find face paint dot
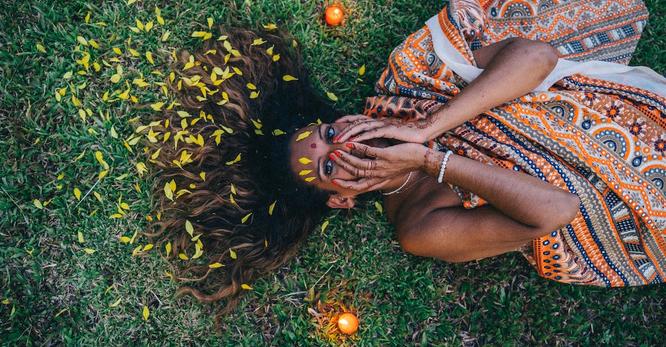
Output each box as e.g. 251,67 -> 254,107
310,143 -> 317,148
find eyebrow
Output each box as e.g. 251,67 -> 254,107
316,125 -> 323,182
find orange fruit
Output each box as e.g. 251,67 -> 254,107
337,312 -> 358,335
324,5 -> 344,26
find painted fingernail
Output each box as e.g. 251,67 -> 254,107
345,142 -> 354,149
331,179 -> 339,186
328,153 -> 336,161
334,150 -> 343,157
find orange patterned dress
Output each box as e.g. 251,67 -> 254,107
364,0 -> 666,286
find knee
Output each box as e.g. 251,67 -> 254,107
396,226 -> 425,256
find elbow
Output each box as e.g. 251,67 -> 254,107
516,39 -> 559,74
397,225 -> 465,263
539,192 -> 580,233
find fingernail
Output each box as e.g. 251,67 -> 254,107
331,179 -> 339,186
328,153 -> 336,161
334,150 -> 343,157
333,135 -> 340,143
345,142 -> 354,149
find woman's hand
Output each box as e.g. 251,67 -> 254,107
332,142 -> 426,191
332,115 -> 432,144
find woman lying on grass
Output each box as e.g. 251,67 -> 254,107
145,0 -> 666,318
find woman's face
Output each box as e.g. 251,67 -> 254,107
288,123 -> 360,197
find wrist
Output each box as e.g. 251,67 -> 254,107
422,148 -> 444,177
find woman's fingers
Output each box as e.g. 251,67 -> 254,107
332,151 -> 382,178
345,142 -> 385,160
334,114 -> 368,124
333,177 -> 389,192
334,120 -> 384,143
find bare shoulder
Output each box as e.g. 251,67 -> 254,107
383,171 -> 462,226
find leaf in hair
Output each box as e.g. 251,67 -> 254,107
251,38 -> 266,46
185,220 -> 194,237
209,262 -> 224,269
178,252 -> 188,260
321,220 -> 329,233
241,212 -> 252,224
229,249 -> 237,259
326,92 -> 338,102
272,129 -> 285,136
165,242 -> 172,255
298,157 -> 312,164
241,284 -> 253,290
282,75 -> 298,82
304,177 -> 316,182
142,306 -> 149,321
299,169 -> 312,176
268,201 -> 277,216
249,91 -> 260,99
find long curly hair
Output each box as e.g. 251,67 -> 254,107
142,26 -> 340,319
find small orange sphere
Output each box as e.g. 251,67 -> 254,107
337,312 -> 359,335
324,5 -> 344,26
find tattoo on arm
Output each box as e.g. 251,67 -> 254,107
423,148 -> 445,177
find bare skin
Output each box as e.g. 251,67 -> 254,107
289,37 -> 580,262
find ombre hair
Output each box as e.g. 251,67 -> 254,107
143,27 -> 341,321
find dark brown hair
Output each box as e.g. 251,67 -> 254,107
143,26 -> 340,319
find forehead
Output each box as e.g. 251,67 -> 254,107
289,124 -> 321,182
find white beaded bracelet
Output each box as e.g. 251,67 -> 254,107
437,150 -> 453,184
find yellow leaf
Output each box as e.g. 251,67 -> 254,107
229,249 -> 237,259
208,262 -> 224,269
358,64 -> 366,76
145,51 -> 154,65
225,153 -> 241,165
95,151 -> 110,169
164,181 -> 173,200
185,220 -> 194,237
246,83 -> 256,90
33,199 -> 43,209
73,187 -> 82,200
241,284 -> 253,290
36,43 -> 46,53
161,31 -> 170,42
230,183 -> 237,195
321,220 -> 329,233
110,74 -> 121,84
120,236 -> 131,243
295,131 -> 312,142
145,21 -> 154,31
150,102 -> 164,111
136,162 -> 147,176
249,91 -> 259,99
251,38 -> 266,46
304,177 -> 316,182
143,244 -> 154,251
77,231 -> 85,243
268,200 -> 276,216
326,92 -> 338,102
375,201 -> 383,214
142,305 -> 149,321
298,157 -> 312,165
299,169 -> 312,176
76,36 -> 89,46
241,212 -> 252,224
199,171 -> 206,181
83,248 -> 95,254
85,11 -> 91,24
109,298 -> 121,307
127,0 -> 137,5
207,17 -> 213,29
272,129 -> 285,136
178,252 -> 188,260
282,74 -> 298,81
263,23 -> 277,30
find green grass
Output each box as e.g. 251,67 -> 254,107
1,0 -> 665,345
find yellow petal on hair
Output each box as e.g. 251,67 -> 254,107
136,162 -> 147,176
225,153 -> 241,165
251,38 -> 266,46
266,45 -> 274,55
110,74 -> 121,84
164,181 -> 173,201
178,252 -> 188,260
150,102 -> 164,111
229,194 -> 237,206
375,201 -> 383,214
165,241 -> 172,255
298,157 -> 312,165
249,91 -> 260,99
268,200 -> 276,216
246,83 -> 256,90
272,129 -> 285,136
272,54 -> 280,62
191,31 -> 211,38
241,284 -> 253,290
145,51 -> 154,65
209,262 -> 224,269
230,183 -> 237,195
321,220 -> 329,233
241,212 -> 252,224
295,131 -> 312,142
229,249 -> 237,259
358,64 -> 366,76
199,171 -> 206,181
251,119 -> 262,129
143,244 -> 154,251
207,17 -> 213,29
282,74 -> 298,81
204,49 -> 217,55
326,92 -> 338,101
263,23 -> 277,30
304,177 -> 316,182
142,305 -> 149,321
299,169 -> 312,176
185,220 -> 194,237
150,148 -> 161,160
232,67 -> 243,76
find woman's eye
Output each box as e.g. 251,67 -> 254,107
326,125 -> 336,142
324,159 -> 334,176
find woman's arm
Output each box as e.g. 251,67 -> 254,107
399,148 -> 579,262
332,143 -> 580,262
333,38 -> 559,144
421,38 -> 559,140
